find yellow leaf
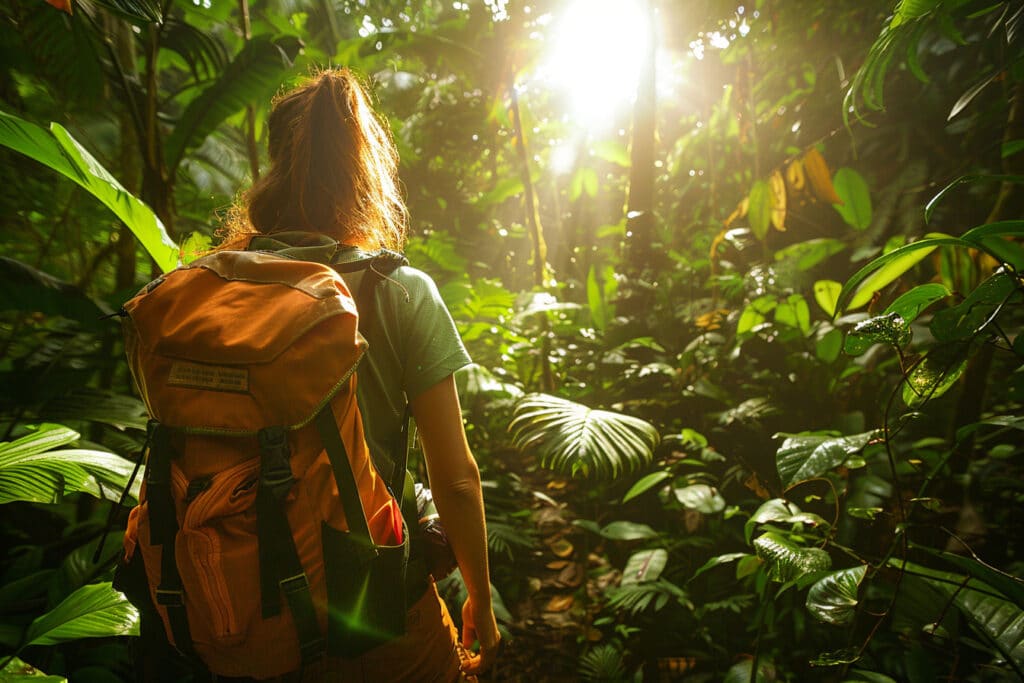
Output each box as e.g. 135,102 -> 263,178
545,595 -> 575,612
769,170 -> 787,231
786,159 -> 805,191
724,195 -> 749,229
803,148 -> 843,205
695,308 -> 729,331
547,538 -> 575,558
546,560 -> 570,570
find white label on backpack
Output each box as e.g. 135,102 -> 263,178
168,361 -> 249,393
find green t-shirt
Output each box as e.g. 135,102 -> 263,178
248,232 -> 472,479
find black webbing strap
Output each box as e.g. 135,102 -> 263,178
145,422 -> 195,658
313,406 -> 375,555
255,427 -> 324,665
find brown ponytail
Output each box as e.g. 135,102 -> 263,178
221,68 -> 407,250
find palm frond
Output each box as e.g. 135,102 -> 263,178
510,393 -> 659,480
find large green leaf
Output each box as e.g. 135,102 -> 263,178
0,656 -> 66,682
0,110 -> 178,272
753,532 -> 831,582
893,560 -> 1024,669
621,549 -> 668,585
0,425 -> 139,504
930,271 -> 1020,342
883,283 -> 951,324
674,484 -> 725,514
775,431 -> 878,488
748,179 -> 772,240
621,470 -> 671,503
599,521 -> 658,541
902,341 -> 970,408
510,393 -> 659,479
22,583 -> 139,647
806,565 -> 867,625
835,235 -> 968,314
745,498 -> 827,544
0,258 -> 112,330
774,238 -> 845,272
910,544 -> 1024,609
164,35 -> 303,175
832,168 -> 872,230
843,312 -> 911,356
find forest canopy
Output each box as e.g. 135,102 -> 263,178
1,0 -> 1022,680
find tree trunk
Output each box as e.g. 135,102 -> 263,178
625,0 -> 656,273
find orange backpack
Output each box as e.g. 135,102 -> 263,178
117,249 -> 409,678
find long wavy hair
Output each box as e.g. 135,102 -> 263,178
220,68 -> 407,250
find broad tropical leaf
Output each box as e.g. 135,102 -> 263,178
883,283 -> 950,324
0,656 -> 66,682
893,560 -> 1024,669
834,234 -> 967,313
843,312 -> 911,356
0,110 -> 177,272
814,280 -> 842,317
674,484 -> 725,514
806,565 -> 867,625
22,583 -> 138,647
748,179 -> 772,240
621,549 -> 668,585
40,389 -> 148,431
510,393 -> 659,479
832,168 -> 872,229
599,521 -> 658,541
774,238 -> 845,271
902,341 -> 970,408
803,148 -> 842,204
0,425 -> 139,504
689,553 -> 750,583
745,498 -> 827,543
774,431 -> 878,488
930,271 -> 1020,342
0,258 -> 112,331
753,532 -> 831,582
622,470 -> 671,502
164,35 -> 303,175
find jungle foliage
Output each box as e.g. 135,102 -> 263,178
1,0 -> 1022,680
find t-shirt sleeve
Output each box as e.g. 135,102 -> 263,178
394,267 -> 472,400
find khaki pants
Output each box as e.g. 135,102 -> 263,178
291,582 -> 475,683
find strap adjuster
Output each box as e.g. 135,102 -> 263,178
279,573 -> 309,596
258,426 -> 294,500
156,589 -> 185,606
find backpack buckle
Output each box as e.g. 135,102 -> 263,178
155,588 -> 185,606
258,426 -> 294,501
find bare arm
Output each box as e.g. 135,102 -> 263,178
411,375 -> 500,675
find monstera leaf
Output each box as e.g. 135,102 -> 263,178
510,393 -> 659,479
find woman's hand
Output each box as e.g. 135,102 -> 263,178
460,596 -> 501,676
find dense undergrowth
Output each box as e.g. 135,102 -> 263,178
1,0 -> 1023,680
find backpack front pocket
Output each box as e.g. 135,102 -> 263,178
176,458 -> 261,646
